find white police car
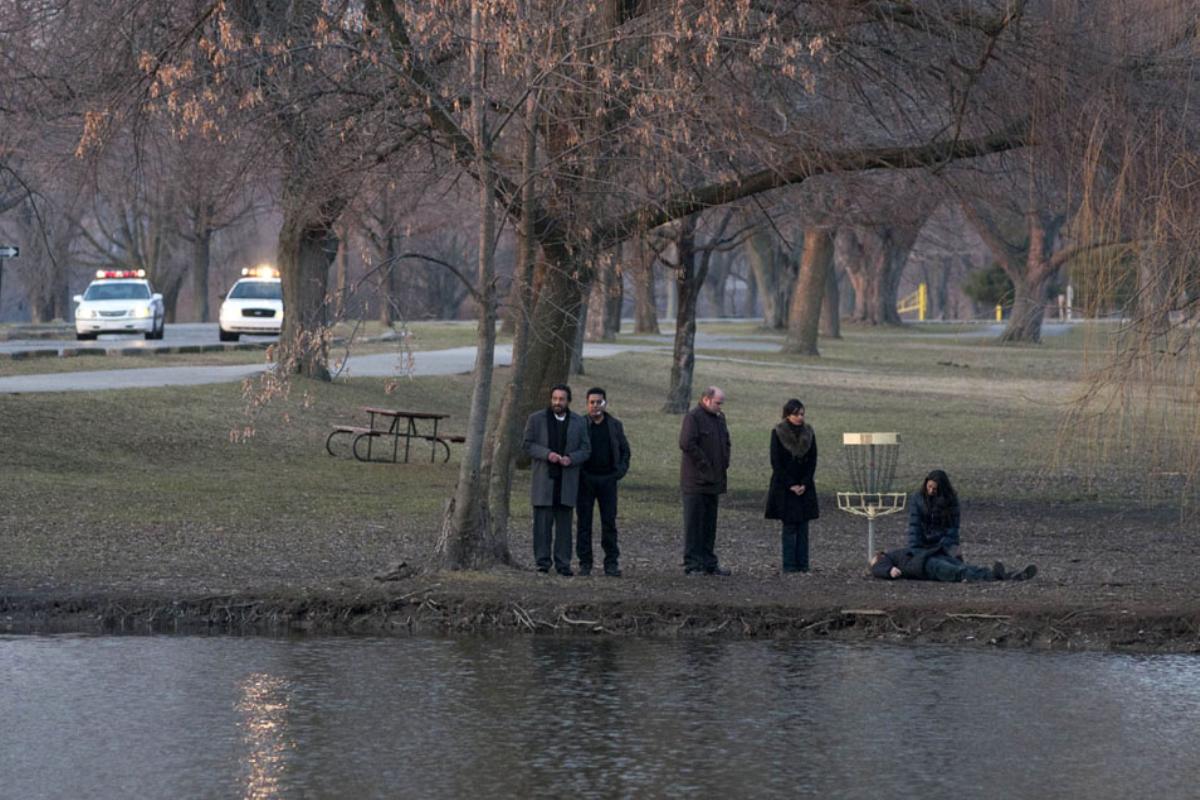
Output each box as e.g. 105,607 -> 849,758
73,269 -> 165,341
218,265 -> 283,342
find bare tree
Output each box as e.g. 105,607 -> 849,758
783,228 -> 835,355
661,210 -> 735,413
173,136 -> 262,322
819,246 -> 841,338
745,223 -> 795,330
585,248 -> 623,342
435,0 -> 509,569
629,235 -> 661,334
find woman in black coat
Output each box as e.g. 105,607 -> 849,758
907,468 -> 961,557
764,398 -> 819,572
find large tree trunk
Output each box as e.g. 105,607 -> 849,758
22,203 -> 75,324
379,231 -> 401,326
513,242 -> 584,426
31,293 -> 55,323
278,213 -> 339,380
665,271 -> 677,320
1135,243 -> 1173,336
631,236 -> 659,334
1000,253 -> 1055,343
190,203 -> 213,322
160,271 -> 186,323
746,227 -> 791,329
783,229 -> 833,355
334,223 -> 349,319
961,202 -> 1064,345
928,256 -> 954,320
704,251 -> 730,317
586,248 -> 621,341
743,266 -> 758,318
663,217 -> 701,413
878,235 -> 910,325
819,255 -> 841,338
571,284 -> 588,375
841,226 -> 916,326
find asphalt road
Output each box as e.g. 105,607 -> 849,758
0,321 -> 1076,395
0,323 -> 273,355
0,343 -> 665,394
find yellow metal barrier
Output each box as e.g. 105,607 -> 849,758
896,283 -> 927,321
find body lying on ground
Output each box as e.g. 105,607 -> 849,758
870,546 -> 1037,583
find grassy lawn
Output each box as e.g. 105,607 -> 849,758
0,348 -> 276,376
0,321 -> 1186,590
0,323 -> 1159,520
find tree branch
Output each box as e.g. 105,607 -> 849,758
598,120 -> 1031,246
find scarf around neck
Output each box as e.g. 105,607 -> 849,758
774,421 -> 813,459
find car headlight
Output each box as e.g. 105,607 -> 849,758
76,307 -> 94,319
133,305 -> 153,318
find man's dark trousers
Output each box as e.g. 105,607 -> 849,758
925,554 -> 993,582
534,505 -> 573,573
682,493 -> 719,573
576,474 -> 620,572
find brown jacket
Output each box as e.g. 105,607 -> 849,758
678,403 -> 731,494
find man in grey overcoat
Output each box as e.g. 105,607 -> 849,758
523,383 -> 591,576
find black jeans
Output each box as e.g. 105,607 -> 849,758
781,520 -> 810,572
533,505 -> 573,573
682,492 -> 720,573
576,474 -> 620,570
925,554 -> 994,582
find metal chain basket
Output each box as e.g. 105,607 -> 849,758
836,433 -> 907,562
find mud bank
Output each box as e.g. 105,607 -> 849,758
5,575 -> 1199,654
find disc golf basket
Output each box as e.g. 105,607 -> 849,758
837,433 -> 907,562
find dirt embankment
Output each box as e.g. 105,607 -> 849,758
4,568 -> 1199,654
4,494 -> 1198,653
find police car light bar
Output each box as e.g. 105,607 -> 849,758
95,269 -> 146,279
242,264 -> 281,279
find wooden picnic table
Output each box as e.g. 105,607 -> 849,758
325,407 -> 462,463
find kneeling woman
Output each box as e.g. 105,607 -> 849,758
765,399 -> 819,573
908,468 -> 962,558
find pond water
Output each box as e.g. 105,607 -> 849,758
2,634 -> 1198,799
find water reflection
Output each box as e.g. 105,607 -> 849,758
3,635 -> 1200,799
237,673 -> 293,799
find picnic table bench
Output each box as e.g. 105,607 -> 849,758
325,407 -> 463,463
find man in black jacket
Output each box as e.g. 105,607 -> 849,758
575,387 -> 632,577
679,386 -> 732,576
870,547 -> 1037,582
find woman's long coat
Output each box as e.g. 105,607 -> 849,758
764,426 -> 819,524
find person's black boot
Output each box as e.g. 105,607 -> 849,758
1010,564 -> 1038,581
992,562 -> 1007,581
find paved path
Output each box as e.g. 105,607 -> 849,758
0,323 -> 1079,394
0,343 -> 657,394
0,323 -> 274,355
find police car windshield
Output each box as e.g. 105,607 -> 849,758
229,280 -> 282,300
84,283 -> 151,301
